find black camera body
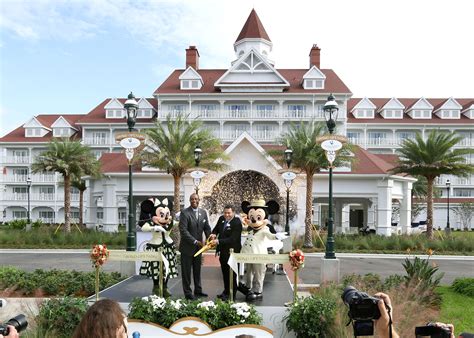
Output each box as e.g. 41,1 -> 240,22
342,286 -> 384,336
415,323 -> 452,338
0,314 -> 28,336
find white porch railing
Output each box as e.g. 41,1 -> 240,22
2,156 -> 30,164
83,137 -> 110,146
436,177 -> 473,185
32,173 -> 55,183
57,194 -> 80,202
222,129 -> 249,140
223,110 -> 251,119
253,130 -> 279,141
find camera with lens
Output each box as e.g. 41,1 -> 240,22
0,314 -> 28,336
342,286 -> 385,336
415,323 -> 452,338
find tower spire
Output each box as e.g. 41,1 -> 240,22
235,9 -> 271,43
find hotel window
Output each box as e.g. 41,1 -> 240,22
200,104 -> 216,113
169,105 -> 186,114
13,210 -> 27,219
304,79 -> 323,89
39,187 -> 54,195
191,80 -> 199,88
182,80 -> 189,89
34,129 -> 41,136
368,132 -> 386,140
256,105 -> 274,117
39,211 -> 55,220
347,132 -> 360,140
13,168 -> 28,177
13,187 -> 27,194
412,110 -> 431,118
454,189 -> 472,197
355,109 -> 374,118
106,109 -> 123,118
97,210 -> 104,220
287,105 -> 306,117
137,109 -> 152,118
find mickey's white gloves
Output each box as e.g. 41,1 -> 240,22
275,232 -> 288,240
154,225 -> 166,233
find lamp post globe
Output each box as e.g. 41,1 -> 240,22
284,147 -> 293,169
446,179 -> 451,233
124,92 -> 138,132
194,146 -> 202,167
323,94 -> 339,259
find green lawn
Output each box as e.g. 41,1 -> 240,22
436,286 -> 474,333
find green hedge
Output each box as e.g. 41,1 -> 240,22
451,277 -> 474,297
0,227 -> 126,248
0,266 -> 124,296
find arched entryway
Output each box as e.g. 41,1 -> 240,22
203,170 -> 296,227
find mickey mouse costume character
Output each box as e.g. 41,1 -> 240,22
239,199 -> 285,301
139,197 -> 178,297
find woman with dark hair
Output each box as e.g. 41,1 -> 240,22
72,299 -> 127,338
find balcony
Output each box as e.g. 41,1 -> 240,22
253,109 -> 276,119
456,138 -> 474,147
83,137 -> 110,146
2,156 -> 30,165
196,110 -> 220,119
253,130 -> 279,142
57,194 -> 80,202
283,109 -> 311,119
348,137 -> 403,147
222,129 -> 249,141
436,177 -> 473,186
223,109 -> 251,119
4,193 -> 55,201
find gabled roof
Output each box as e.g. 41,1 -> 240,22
51,116 -> 78,130
77,98 -> 157,124
104,98 -> 124,109
178,67 -> 203,82
137,97 -> 154,109
23,116 -> 51,130
154,68 -> 351,94
433,97 -> 462,112
235,9 -> 271,43
462,101 -> 474,112
379,97 -> 405,112
302,66 -> 326,80
347,98 -> 474,123
350,97 -> 377,111
406,97 -> 433,111
214,49 -> 289,89
0,114 -> 83,143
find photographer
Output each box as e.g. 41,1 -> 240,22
1,326 -> 19,338
373,292 -> 399,338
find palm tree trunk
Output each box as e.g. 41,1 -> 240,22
426,177 -> 434,239
64,174 -> 71,233
173,175 -> 181,214
79,189 -> 84,227
304,170 -> 314,248
171,174 -> 181,248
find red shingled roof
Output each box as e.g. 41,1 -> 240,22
347,98 -> 474,124
77,98 -> 157,124
154,69 -> 351,94
99,153 -> 141,173
235,9 -> 271,43
0,114 -> 83,143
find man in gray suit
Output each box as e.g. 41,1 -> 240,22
179,193 -> 211,300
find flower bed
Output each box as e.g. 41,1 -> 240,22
128,295 -> 262,329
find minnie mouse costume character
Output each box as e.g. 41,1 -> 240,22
139,197 -> 178,297
239,199 -> 285,301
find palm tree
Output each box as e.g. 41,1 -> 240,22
142,114 -> 228,215
391,130 -> 474,239
32,138 -> 100,232
274,121 -> 353,248
72,160 -> 101,227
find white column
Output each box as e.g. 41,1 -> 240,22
341,204 -> 350,233
296,183 -> 306,237
85,179 -> 97,229
278,100 -> 284,119
183,176 -> 194,209
102,177 -> 118,232
400,181 -> 413,234
368,200 -> 376,229
363,201 -> 369,228
377,179 -> 393,236
334,200 -> 342,233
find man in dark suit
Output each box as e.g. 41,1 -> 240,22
179,193 -> 211,300
209,205 -> 242,301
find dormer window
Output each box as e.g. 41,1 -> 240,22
381,109 -> 403,119
53,128 -> 72,137
136,109 -> 152,118
410,110 -> 431,118
304,79 -> 324,89
353,109 -> 374,118
302,66 -> 326,90
106,109 -> 124,118
25,128 -> 42,137
179,67 -> 203,90
437,109 -> 460,119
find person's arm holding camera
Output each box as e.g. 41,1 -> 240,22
374,292 -> 399,338
1,326 -> 19,338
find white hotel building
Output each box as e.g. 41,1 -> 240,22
1,10 -> 473,234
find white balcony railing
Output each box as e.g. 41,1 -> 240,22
32,173 -> 56,183
5,193 -> 28,201
223,110 -> 251,119
456,138 -> 474,147
253,109 -> 275,119
57,194 -> 80,202
2,156 -> 30,164
83,137 -> 109,146
198,110 -> 220,119
32,193 -> 55,201
222,129 -> 250,140
436,177 -> 473,186
4,175 -> 29,183
253,130 -> 278,141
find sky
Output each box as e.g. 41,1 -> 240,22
0,0 -> 473,137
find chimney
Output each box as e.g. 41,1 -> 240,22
185,45 -> 200,70
309,44 -> 321,69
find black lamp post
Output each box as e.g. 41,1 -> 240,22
26,177 -> 32,226
193,146 -> 203,195
284,147 -> 293,234
446,179 -> 451,233
124,92 -> 138,251
323,94 -> 339,260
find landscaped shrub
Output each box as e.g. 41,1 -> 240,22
402,256 -> 444,291
341,273 -> 404,292
451,277 -> 474,297
285,294 -> 337,338
36,297 -> 88,338
7,219 -> 28,230
0,266 -> 124,296
128,296 -> 262,329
